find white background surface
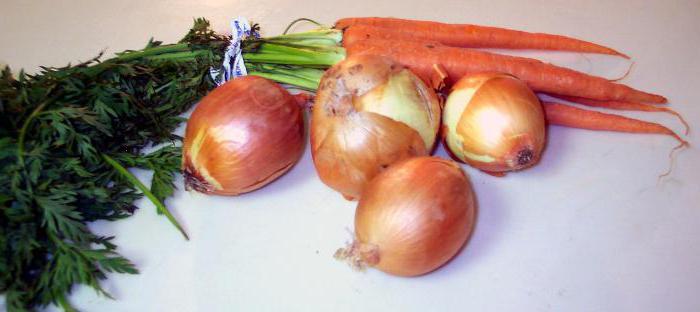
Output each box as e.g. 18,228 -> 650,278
1,0 -> 699,311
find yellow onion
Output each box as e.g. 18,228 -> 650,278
182,76 -> 304,195
335,156 -> 476,276
311,54 -> 441,200
443,73 -> 546,175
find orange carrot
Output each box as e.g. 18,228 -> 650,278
549,95 -> 689,135
342,24 -> 441,47
543,102 -> 687,145
344,39 -> 666,103
336,17 -> 629,58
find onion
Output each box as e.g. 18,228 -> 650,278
311,54 -> 441,200
443,73 -> 546,174
335,156 -> 476,276
182,76 -> 304,195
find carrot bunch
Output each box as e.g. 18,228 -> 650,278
335,17 -> 688,147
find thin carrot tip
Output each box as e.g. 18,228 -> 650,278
676,113 -> 691,136
609,61 -> 635,82
658,141 -> 688,181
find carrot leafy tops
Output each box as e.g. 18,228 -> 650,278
0,18 -> 226,310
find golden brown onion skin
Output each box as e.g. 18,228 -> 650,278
311,54 -> 441,200
354,157 -> 475,277
182,76 -> 304,195
443,73 -> 546,174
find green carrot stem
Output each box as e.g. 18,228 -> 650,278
248,72 -> 319,91
102,154 -> 189,240
282,18 -> 326,34
234,26 -> 344,88
242,38 -> 345,66
17,101 -> 49,167
249,64 -> 324,81
115,43 -> 192,61
264,28 -> 343,46
146,50 -> 211,61
246,63 -> 324,90
243,49 -> 343,66
257,41 -> 345,55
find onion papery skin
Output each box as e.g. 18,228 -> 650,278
443,73 -> 546,174
311,54 -> 441,200
182,76 -> 304,195
352,156 -> 475,277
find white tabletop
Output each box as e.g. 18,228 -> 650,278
1,0 -> 699,311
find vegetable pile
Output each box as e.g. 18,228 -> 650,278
237,16 -> 688,152
226,16 -> 690,275
1,14 -> 691,310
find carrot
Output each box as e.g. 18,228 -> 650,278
344,39 -> 666,103
549,95 -> 689,135
336,17 -> 629,58
342,24 -> 441,48
542,102 -> 687,145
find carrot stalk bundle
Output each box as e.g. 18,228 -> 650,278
548,95 -> 690,135
336,17 -> 629,58
542,102 -> 687,146
344,39 -> 666,103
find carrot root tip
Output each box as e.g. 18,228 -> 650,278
609,61 -> 635,82
670,111 -> 691,136
658,141 -> 689,181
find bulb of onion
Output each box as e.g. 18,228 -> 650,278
442,73 -> 546,174
335,156 -> 476,277
311,54 -> 441,200
182,76 -> 304,195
